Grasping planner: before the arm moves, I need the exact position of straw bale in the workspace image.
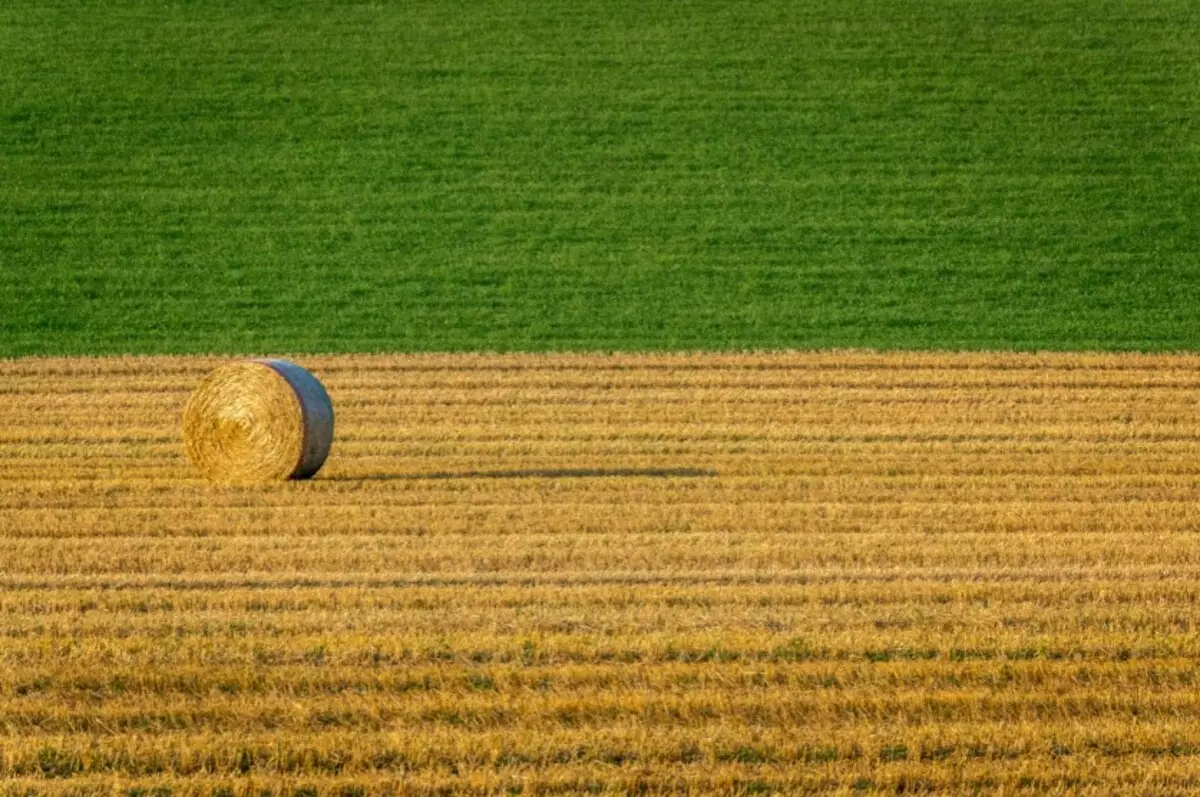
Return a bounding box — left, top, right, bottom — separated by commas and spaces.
182, 359, 334, 482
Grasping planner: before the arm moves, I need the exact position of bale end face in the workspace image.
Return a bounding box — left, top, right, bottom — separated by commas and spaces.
182, 359, 334, 482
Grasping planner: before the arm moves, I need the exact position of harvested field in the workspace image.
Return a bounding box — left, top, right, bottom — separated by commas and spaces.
3, 351, 1200, 795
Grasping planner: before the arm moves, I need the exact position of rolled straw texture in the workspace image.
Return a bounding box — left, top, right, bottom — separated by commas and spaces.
182, 359, 334, 482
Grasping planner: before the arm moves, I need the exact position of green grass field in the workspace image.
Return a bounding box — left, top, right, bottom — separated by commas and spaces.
2, 0, 1197, 356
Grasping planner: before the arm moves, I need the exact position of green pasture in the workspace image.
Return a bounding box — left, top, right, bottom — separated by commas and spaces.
2, 0, 1197, 356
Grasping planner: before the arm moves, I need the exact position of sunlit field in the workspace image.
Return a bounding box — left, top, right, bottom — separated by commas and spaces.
5, 352, 1200, 794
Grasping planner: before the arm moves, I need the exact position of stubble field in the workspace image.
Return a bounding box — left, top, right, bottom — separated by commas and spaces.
4, 351, 1200, 795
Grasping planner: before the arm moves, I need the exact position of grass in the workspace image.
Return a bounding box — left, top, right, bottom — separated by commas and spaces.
2, 0, 1199, 357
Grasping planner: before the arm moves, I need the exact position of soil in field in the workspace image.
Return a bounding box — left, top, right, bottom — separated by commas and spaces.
3, 352, 1200, 794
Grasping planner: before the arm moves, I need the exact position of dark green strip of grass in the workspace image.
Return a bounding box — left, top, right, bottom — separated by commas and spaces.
2, 0, 1197, 356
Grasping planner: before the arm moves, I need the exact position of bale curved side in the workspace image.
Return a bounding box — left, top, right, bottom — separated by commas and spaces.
257, 359, 334, 480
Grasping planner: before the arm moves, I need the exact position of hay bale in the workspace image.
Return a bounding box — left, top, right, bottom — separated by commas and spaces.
182, 359, 334, 482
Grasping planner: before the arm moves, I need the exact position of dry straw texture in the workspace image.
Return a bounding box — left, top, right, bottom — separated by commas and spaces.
9, 351, 1200, 793
181, 359, 333, 482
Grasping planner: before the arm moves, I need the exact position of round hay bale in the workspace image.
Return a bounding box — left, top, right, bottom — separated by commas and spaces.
182, 359, 334, 482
